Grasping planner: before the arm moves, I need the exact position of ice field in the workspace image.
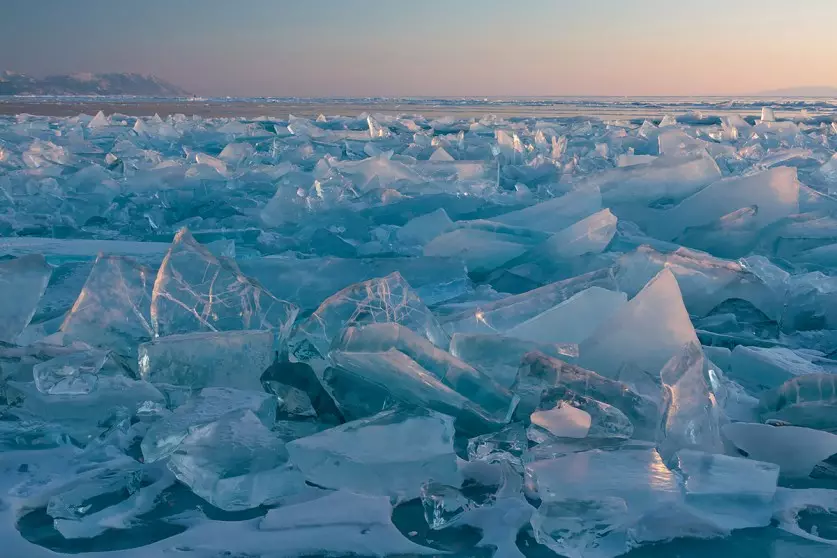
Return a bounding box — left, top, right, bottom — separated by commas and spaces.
1, 102, 837, 557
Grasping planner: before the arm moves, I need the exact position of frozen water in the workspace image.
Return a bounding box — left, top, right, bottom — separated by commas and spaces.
151, 229, 298, 339
4, 104, 837, 556
657, 343, 724, 463
138, 329, 274, 391
722, 422, 837, 477
286, 408, 461, 500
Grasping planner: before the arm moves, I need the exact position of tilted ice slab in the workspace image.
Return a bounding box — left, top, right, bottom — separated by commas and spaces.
579, 269, 699, 379
722, 422, 837, 477
286, 408, 461, 501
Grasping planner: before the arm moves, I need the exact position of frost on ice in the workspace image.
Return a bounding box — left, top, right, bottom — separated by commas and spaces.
1, 106, 837, 557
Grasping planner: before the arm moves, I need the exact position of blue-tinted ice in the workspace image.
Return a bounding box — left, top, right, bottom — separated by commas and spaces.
1, 106, 837, 557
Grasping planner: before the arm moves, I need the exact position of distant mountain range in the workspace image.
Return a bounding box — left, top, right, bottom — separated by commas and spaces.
754, 86, 837, 97
0, 71, 190, 96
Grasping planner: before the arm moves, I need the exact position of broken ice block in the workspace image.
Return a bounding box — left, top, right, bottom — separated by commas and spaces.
449, 332, 578, 389
0, 254, 52, 343
138, 330, 274, 391
424, 228, 530, 274
141, 387, 276, 463
614, 245, 784, 320
728, 346, 824, 394
239, 255, 471, 312
722, 423, 837, 477
60, 255, 155, 358
528, 448, 684, 558
442, 267, 619, 335
151, 228, 298, 339
396, 208, 454, 246
529, 388, 634, 443
658, 167, 800, 240
52, 465, 176, 540
761, 373, 837, 431
336, 323, 518, 421
6, 376, 165, 445
168, 410, 305, 511
506, 287, 627, 345
535, 208, 618, 259
286, 408, 462, 500
579, 269, 699, 379
467, 422, 528, 465
291, 272, 449, 363
326, 349, 508, 431
493, 187, 602, 233
657, 343, 723, 462
421, 482, 476, 529
675, 449, 779, 531
582, 153, 721, 205
32, 348, 110, 395
516, 352, 659, 440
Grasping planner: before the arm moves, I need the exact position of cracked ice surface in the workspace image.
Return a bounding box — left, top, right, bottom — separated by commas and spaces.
3, 106, 837, 557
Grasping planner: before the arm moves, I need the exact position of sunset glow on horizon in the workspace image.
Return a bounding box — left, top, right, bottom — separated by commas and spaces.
2, 0, 835, 98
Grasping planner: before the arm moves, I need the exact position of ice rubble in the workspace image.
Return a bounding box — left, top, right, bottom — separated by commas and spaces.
2, 107, 837, 558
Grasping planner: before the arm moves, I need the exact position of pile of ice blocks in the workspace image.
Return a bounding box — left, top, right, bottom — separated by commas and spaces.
0, 109, 836, 557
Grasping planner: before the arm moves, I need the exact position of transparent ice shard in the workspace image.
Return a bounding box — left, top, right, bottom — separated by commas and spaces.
450, 332, 578, 389
421, 482, 476, 529
529, 389, 634, 443
396, 208, 453, 246
286, 408, 461, 500
151, 228, 298, 339
579, 269, 699, 379
140, 387, 276, 463
506, 286, 628, 345
239, 255, 471, 312
516, 352, 659, 440
493, 187, 602, 233
326, 349, 508, 431
729, 346, 824, 394
336, 323, 518, 421
168, 410, 305, 511
537, 208, 617, 259
675, 449, 779, 531
424, 228, 530, 274
722, 423, 837, 477
32, 348, 110, 395
138, 330, 274, 391
467, 422, 528, 465
0, 254, 52, 343
658, 167, 800, 240
761, 373, 837, 431
6, 376, 165, 445
614, 245, 784, 320
60, 255, 155, 358
291, 272, 449, 363
582, 153, 721, 206
442, 267, 619, 335
657, 343, 723, 463
528, 448, 684, 558
54, 466, 176, 540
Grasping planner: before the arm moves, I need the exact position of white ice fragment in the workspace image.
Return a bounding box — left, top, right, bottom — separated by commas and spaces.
579, 269, 698, 379
722, 423, 837, 477
0, 255, 52, 344
493, 187, 602, 233
507, 287, 627, 345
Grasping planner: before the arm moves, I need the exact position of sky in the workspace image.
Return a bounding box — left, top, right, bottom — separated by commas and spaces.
1, 0, 835, 97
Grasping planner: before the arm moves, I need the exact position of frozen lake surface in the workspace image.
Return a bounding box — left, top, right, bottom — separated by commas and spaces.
0, 100, 836, 557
